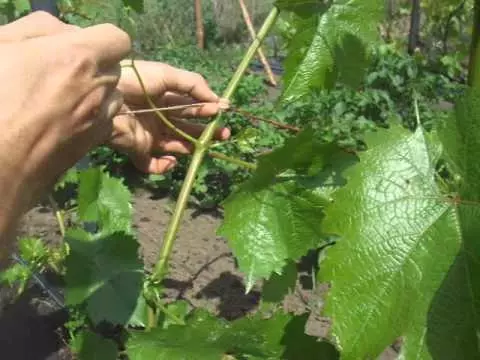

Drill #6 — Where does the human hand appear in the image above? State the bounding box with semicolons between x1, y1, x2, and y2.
0;23;131;216
109;60;231;174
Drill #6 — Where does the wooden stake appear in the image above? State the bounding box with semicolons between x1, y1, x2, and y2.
195;0;205;49
238;0;278;87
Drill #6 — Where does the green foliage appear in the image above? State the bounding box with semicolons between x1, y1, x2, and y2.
0;263;31;296
278;0;384;103
65;229;143;325
77;330;118;360
0;237;67;296
315;88;480;358
218;129;354;288
127;310;338;359
4;1;479;359
261;262;297;305
77;167;132;234
122;0;143;13
0;0;30;21
318;125;455;358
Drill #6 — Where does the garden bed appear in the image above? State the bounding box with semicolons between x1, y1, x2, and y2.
0;188;400;359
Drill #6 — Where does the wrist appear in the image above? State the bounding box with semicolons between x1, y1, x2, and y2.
0;164;32;261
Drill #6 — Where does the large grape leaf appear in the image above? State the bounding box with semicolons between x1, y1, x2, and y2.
218;129;356;289
127;310;338;360
77;168;132;234
65;228;143;326
319;119;480;358
277;0;384;103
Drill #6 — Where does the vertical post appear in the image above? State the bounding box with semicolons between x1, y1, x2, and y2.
195;0;205;49
468;0;480;88
408;0;421;54
29;0;58;16
238;0;277;86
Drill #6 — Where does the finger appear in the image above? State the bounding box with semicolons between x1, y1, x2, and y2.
64;23;131;69
94;90;124;143
0;11;77;42
157;138;193;155
161;66;220;103
95;63;123;93
160;92;224;118
170;119;231;141
74;67;123;121
132;155;177;174
97;89;125;121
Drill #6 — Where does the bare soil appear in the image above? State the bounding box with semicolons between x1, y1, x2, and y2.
0;188;399;359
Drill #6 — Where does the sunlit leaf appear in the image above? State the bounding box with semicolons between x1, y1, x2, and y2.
320;118;480;358
278;0;384;103
219;129;355;289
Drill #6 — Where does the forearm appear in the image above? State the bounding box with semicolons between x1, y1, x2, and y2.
0;171;30;265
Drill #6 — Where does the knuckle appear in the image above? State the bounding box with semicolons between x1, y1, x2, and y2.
98;23;132;49
30;11;64;28
61;45;96;74
193;72;206;84
30;10;55;22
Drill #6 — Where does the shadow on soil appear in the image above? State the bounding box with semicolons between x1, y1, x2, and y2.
0;286;69;360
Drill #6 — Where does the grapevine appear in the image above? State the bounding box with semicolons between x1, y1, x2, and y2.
1;0;480;359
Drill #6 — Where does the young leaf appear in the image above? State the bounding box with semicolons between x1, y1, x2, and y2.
77;330;117;360
55;167;79;191
65;228;143;326
279;0;384;103
320;123;480;359
218;129;355;289
18;237;48;264
161;301;190;329
127;310;337;360
77;168;132;234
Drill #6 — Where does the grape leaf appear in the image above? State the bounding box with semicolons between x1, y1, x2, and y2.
262;262;297;305
78;330;117;360
218;130;355;289
55;167;79;191
18;237;48;263
319;121;480;358
161;301;190;329
275;0;328;16
278;0;384;103
77;168;132;234
127;310;338;360
65;228;143;326
128;293;149;328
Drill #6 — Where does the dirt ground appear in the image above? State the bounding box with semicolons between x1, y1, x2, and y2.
0;188;399;360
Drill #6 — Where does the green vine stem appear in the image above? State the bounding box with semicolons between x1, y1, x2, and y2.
209;151;257;170
126;59;199;144
48;195;65;238
150;7;280;290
